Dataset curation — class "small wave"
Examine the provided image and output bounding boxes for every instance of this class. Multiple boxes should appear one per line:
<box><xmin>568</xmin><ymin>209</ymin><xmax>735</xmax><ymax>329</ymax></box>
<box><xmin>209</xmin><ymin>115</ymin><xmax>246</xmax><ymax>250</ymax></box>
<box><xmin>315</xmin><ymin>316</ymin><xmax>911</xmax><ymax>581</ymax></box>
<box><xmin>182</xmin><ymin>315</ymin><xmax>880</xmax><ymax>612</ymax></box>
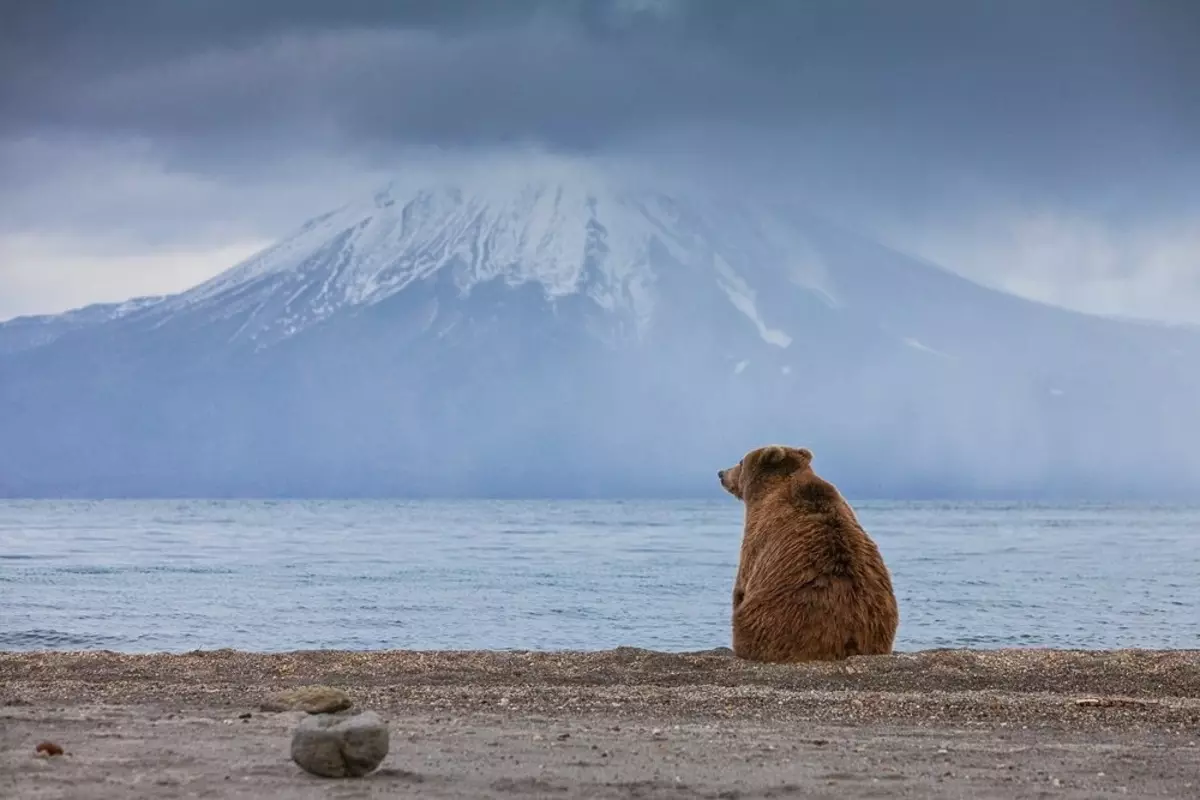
<box><xmin>55</xmin><ymin>565</ymin><xmax>236</xmax><ymax>576</ymax></box>
<box><xmin>0</xmin><ymin>628</ymin><xmax>125</xmax><ymax>650</ymax></box>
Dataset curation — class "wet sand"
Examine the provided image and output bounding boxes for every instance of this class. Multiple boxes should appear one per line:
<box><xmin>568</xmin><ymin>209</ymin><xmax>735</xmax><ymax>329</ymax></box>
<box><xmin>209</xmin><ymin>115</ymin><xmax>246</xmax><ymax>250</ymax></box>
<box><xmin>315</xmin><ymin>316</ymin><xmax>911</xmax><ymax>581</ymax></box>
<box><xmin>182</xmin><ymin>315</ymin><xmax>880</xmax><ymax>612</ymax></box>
<box><xmin>3</xmin><ymin>647</ymin><xmax>1199</xmax><ymax>798</ymax></box>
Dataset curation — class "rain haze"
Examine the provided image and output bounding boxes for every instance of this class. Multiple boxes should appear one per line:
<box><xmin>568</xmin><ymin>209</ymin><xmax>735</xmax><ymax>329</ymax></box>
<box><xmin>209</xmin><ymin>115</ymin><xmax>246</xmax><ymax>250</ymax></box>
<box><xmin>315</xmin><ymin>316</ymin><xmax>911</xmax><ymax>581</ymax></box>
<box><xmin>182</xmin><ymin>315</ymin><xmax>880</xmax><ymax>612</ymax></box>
<box><xmin>1</xmin><ymin>0</ymin><xmax>1198</xmax><ymax>499</ymax></box>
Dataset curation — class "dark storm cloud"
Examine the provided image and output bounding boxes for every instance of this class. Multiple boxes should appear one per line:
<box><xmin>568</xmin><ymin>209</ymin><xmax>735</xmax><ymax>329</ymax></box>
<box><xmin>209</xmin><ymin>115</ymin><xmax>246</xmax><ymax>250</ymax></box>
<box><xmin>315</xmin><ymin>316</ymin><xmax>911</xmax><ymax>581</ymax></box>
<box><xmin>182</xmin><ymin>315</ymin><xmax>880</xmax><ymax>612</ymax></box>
<box><xmin>2</xmin><ymin>0</ymin><xmax>751</xmax><ymax>153</ymax></box>
<box><xmin>2</xmin><ymin>0</ymin><xmax>1197</xmax><ymax>207</ymax></box>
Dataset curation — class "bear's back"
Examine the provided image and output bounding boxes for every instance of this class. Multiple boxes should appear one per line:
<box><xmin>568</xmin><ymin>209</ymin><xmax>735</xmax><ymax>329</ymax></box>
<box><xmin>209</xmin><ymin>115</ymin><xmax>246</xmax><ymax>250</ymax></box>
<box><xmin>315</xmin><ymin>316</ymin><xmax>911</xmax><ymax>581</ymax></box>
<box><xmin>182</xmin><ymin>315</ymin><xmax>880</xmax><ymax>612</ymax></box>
<box><xmin>745</xmin><ymin>471</ymin><xmax>873</xmax><ymax>579</ymax></box>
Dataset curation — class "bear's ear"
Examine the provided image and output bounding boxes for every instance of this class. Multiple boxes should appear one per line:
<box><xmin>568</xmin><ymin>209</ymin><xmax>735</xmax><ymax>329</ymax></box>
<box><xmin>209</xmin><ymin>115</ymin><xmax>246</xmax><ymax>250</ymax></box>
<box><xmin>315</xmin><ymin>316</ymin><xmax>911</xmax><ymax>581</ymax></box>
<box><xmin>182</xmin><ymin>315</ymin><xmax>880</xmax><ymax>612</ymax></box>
<box><xmin>794</xmin><ymin>447</ymin><xmax>814</xmax><ymax>467</ymax></box>
<box><xmin>758</xmin><ymin>445</ymin><xmax>791</xmax><ymax>466</ymax></box>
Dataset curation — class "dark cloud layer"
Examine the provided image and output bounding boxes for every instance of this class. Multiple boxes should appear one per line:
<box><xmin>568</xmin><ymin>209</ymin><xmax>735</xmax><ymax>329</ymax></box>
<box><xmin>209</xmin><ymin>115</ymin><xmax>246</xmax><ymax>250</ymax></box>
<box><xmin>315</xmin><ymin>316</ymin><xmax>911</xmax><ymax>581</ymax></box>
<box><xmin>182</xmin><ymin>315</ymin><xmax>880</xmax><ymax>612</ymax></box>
<box><xmin>2</xmin><ymin>0</ymin><xmax>1199</xmax><ymax>327</ymax></box>
<box><xmin>3</xmin><ymin>0</ymin><xmax>1197</xmax><ymax>208</ymax></box>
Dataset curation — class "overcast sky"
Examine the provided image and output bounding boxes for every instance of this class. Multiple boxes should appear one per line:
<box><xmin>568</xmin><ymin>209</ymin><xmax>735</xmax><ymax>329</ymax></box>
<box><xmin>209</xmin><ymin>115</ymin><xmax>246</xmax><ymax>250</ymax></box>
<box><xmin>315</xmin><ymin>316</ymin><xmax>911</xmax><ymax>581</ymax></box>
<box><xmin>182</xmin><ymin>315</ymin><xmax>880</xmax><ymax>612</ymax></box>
<box><xmin>1</xmin><ymin>0</ymin><xmax>1197</xmax><ymax>322</ymax></box>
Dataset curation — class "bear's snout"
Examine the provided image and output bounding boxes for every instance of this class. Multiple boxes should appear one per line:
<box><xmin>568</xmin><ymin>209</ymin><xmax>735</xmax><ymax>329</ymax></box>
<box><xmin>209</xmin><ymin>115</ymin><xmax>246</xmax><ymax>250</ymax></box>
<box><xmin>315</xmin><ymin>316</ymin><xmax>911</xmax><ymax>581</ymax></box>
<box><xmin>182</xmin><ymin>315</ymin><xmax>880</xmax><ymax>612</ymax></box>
<box><xmin>718</xmin><ymin>466</ymin><xmax>744</xmax><ymax>499</ymax></box>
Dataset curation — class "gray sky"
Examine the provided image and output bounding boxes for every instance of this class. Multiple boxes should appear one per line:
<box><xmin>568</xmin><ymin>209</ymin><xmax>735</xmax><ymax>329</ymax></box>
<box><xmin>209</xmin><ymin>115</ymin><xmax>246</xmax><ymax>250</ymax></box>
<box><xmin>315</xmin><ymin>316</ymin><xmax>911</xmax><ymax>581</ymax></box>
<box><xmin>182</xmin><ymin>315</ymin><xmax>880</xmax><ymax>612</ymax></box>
<box><xmin>1</xmin><ymin>0</ymin><xmax>1197</xmax><ymax>322</ymax></box>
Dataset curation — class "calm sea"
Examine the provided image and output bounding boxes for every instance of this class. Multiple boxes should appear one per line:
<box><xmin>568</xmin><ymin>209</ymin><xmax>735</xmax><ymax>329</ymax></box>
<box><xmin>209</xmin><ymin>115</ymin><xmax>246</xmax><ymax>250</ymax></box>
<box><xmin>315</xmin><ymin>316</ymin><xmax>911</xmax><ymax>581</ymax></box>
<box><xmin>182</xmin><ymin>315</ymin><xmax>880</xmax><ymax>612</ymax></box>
<box><xmin>1</xmin><ymin>500</ymin><xmax>1197</xmax><ymax>653</ymax></box>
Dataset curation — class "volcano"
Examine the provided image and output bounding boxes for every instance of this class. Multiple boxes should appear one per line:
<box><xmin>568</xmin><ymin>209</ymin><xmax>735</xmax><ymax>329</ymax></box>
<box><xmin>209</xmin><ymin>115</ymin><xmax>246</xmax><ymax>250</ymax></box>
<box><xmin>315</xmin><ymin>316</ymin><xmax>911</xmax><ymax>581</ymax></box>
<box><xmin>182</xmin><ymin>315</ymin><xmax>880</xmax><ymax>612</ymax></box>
<box><xmin>2</xmin><ymin>156</ymin><xmax>1197</xmax><ymax>499</ymax></box>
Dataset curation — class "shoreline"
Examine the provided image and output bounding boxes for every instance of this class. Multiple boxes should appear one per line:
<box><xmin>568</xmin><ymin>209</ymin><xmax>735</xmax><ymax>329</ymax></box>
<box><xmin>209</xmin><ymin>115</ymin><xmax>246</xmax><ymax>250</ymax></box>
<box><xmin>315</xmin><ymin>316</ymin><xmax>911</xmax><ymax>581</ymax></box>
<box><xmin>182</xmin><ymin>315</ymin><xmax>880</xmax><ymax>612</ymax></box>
<box><xmin>4</xmin><ymin>648</ymin><xmax>1199</xmax><ymax>798</ymax></box>
<box><xmin>5</xmin><ymin>646</ymin><xmax>1200</xmax><ymax>725</ymax></box>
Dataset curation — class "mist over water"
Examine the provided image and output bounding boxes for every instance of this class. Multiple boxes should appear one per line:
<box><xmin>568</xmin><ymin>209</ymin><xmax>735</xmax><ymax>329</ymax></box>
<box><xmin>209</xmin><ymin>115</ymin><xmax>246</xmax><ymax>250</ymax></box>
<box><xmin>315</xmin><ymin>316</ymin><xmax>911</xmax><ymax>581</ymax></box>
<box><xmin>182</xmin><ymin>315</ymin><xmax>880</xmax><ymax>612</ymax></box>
<box><xmin>3</xmin><ymin>499</ymin><xmax>1198</xmax><ymax>653</ymax></box>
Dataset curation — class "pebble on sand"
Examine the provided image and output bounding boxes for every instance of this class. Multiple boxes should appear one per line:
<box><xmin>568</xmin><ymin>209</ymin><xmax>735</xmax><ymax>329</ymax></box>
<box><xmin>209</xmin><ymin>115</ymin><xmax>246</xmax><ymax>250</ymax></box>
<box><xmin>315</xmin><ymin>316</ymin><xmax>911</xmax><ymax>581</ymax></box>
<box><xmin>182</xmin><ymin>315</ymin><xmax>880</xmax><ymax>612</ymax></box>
<box><xmin>34</xmin><ymin>741</ymin><xmax>64</xmax><ymax>757</ymax></box>
<box><xmin>290</xmin><ymin>710</ymin><xmax>389</xmax><ymax>778</ymax></box>
<box><xmin>261</xmin><ymin>686</ymin><xmax>353</xmax><ymax>714</ymax></box>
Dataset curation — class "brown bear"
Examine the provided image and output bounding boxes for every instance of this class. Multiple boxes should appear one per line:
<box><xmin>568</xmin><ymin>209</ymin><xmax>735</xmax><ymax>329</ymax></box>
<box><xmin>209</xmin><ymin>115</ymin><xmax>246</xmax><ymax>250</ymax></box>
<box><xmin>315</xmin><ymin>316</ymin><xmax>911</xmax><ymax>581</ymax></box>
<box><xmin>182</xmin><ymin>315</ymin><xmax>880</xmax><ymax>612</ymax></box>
<box><xmin>718</xmin><ymin>445</ymin><xmax>899</xmax><ymax>663</ymax></box>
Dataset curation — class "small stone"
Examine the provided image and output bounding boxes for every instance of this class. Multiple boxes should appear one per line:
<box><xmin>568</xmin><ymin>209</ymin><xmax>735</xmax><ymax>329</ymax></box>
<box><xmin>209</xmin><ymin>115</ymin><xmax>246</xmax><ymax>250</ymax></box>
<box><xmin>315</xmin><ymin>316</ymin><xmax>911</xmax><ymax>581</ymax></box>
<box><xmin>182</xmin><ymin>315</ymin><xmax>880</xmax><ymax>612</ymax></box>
<box><xmin>34</xmin><ymin>741</ymin><xmax>64</xmax><ymax>757</ymax></box>
<box><xmin>263</xmin><ymin>686</ymin><xmax>353</xmax><ymax>714</ymax></box>
<box><xmin>291</xmin><ymin>710</ymin><xmax>389</xmax><ymax>778</ymax></box>
<box><xmin>1073</xmin><ymin>696</ymin><xmax>1153</xmax><ymax>709</ymax></box>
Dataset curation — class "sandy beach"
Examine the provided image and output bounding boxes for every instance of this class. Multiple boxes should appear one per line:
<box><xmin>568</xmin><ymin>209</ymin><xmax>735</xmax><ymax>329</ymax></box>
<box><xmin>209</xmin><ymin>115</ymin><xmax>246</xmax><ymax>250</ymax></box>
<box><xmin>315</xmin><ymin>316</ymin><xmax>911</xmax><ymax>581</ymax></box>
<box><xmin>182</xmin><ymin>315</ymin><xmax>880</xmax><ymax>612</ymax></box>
<box><xmin>3</xmin><ymin>647</ymin><xmax>1199</xmax><ymax>798</ymax></box>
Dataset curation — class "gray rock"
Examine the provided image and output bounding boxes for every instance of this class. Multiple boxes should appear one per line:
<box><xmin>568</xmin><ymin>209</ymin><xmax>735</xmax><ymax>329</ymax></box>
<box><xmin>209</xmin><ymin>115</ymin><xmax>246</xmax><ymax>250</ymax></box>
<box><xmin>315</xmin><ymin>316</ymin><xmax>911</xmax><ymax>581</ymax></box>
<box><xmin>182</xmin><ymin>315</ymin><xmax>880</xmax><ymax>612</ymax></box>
<box><xmin>262</xmin><ymin>686</ymin><xmax>353</xmax><ymax>714</ymax></box>
<box><xmin>290</xmin><ymin>710</ymin><xmax>389</xmax><ymax>778</ymax></box>
<box><xmin>687</xmin><ymin>646</ymin><xmax>735</xmax><ymax>658</ymax></box>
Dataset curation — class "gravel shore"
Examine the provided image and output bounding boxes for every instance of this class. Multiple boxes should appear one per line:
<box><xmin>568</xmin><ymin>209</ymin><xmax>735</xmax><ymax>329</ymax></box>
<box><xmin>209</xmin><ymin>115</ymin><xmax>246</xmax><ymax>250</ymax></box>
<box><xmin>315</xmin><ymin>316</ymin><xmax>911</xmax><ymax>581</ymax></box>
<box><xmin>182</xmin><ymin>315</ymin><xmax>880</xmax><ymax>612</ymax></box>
<box><xmin>3</xmin><ymin>647</ymin><xmax>1199</xmax><ymax>798</ymax></box>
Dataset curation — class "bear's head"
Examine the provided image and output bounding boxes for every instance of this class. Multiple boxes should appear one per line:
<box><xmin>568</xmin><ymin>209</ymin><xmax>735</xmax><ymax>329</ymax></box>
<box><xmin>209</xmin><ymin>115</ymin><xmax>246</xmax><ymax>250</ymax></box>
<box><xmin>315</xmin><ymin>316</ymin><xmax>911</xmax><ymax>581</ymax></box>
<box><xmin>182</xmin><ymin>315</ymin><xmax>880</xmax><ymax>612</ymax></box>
<box><xmin>718</xmin><ymin>445</ymin><xmax>814</xmax><ymax>501</ymax></box>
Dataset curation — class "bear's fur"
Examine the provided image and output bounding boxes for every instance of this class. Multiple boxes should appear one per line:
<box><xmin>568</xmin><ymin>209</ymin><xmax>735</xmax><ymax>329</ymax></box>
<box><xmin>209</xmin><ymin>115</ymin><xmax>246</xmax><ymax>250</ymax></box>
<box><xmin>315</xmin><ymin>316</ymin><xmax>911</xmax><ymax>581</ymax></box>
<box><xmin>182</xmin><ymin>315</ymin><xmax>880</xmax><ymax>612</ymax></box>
<box><xmin>718</xmin><ymin>445</ymin><xmax>899</xmax><ymax>663</ymax></box>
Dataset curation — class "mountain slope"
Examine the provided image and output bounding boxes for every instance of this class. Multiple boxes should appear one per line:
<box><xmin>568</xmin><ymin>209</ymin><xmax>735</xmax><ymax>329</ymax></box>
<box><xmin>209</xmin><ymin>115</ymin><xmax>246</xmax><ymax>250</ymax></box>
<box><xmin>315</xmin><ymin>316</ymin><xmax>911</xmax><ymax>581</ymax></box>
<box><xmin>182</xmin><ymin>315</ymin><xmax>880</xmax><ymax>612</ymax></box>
<box><xmin>0</xmin><ymin>296</ymin><xmax>162</xmax><ymax>355</ymax></box>
<box><xmin>2</xmin><ymin>160</ymin><xmax>1198</xmax><ymax>499</ymax></box>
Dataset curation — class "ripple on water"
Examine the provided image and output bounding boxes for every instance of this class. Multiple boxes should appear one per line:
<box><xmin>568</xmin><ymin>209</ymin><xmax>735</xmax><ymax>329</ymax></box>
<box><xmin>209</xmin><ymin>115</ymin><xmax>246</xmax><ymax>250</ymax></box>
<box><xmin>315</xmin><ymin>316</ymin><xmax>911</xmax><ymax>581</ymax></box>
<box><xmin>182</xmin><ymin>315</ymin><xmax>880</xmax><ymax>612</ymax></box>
<box><xmin>0</xmin><ymin>628</ymin><xmax>130</xmax><ymax>650</ymax></box>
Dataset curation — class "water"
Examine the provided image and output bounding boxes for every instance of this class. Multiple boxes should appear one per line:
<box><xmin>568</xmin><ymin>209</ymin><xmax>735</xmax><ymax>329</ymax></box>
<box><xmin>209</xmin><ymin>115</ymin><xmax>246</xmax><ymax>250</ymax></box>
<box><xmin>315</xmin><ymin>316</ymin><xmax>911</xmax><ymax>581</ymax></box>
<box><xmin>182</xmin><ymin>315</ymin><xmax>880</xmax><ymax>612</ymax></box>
<box><xmin>1</xmin><ymin>500</ymin><xmax>1198</xmax><ymax>653</ymax></box>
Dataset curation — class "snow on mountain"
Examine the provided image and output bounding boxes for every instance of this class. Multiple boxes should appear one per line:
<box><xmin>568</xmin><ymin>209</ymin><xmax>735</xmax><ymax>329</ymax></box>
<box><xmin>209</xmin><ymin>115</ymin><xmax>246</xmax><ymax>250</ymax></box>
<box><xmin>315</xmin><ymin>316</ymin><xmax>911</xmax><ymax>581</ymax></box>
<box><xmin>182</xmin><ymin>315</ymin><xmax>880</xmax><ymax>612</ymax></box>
<box><xmin>0</xmin><ymin>295</ymin><xmax>164</xmax><ymax>355</ymax></box>
<box><xmin>145</xmin><ymin>157</ymin><xmax>838</xmax><ymax>351</ymax></box>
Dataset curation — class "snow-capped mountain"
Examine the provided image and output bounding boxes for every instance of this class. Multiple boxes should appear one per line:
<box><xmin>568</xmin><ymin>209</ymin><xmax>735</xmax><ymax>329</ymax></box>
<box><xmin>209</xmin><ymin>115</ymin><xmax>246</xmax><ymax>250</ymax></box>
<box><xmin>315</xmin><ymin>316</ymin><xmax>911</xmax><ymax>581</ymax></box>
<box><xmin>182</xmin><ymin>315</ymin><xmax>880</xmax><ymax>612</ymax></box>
<box><xmin>2</xmin><ymin>156</ymin><xmax>1198</xmax><ymax>499</ymax></box>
